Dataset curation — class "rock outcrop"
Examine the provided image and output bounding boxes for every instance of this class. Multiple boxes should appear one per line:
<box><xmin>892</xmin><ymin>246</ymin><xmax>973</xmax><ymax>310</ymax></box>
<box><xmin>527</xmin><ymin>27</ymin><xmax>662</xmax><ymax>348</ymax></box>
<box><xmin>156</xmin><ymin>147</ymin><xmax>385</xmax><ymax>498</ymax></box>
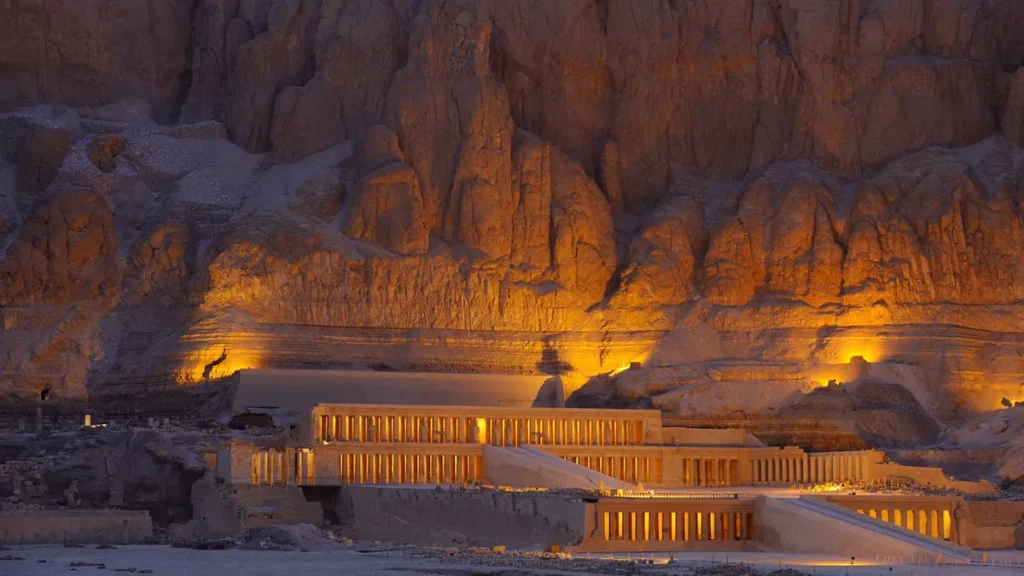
<box><xmin>4</xmin><ymin>0</ymin><xmax>1024</xmax><ymax>435</ymax></box>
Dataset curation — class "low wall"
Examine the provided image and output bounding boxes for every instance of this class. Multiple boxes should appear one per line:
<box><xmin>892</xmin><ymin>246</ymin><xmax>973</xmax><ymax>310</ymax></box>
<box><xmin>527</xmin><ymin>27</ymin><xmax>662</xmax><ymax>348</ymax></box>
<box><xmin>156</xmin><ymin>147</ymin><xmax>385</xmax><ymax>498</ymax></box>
<box><xmin>0</xmin><ymin>510</ymin><xmax>153</xmax><ymax>544</ymax></box>
<box><xmin>334</xmin><ymin>485</ymin><xmax>585</xmax><ymax>549</ymax></box>
<box><xmin>871</xmin><ymin>462</ymin><xmax>997</xmax><ymax>495</ymax></box>
<box><xmin>171</xmin><ymin>473</ymin><xmax>323</xmax><ymax>541</ymax></box>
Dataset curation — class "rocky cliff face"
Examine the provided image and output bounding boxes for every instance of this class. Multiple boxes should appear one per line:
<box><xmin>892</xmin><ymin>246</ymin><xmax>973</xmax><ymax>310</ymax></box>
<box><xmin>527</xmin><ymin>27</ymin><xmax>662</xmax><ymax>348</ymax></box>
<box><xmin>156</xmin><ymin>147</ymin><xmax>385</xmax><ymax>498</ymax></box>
<box><xmin>3</xmin><ymin>0</ymin><xmax>1024</xmax><ymax>432</ymax></box>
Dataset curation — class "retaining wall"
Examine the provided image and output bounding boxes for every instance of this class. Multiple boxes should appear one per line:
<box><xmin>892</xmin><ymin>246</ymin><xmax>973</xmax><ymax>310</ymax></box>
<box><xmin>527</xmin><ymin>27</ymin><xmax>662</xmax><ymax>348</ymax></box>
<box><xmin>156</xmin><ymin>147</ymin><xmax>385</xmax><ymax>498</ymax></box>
<box><xmin>334</xmin><ymin>485</ymin><xmax>585</xmax><ymax>549</ymax></box>
<box><xmin>0</xmin><ymin>510</ymin><xmax>153</xmax><ymax>544</ymax></box>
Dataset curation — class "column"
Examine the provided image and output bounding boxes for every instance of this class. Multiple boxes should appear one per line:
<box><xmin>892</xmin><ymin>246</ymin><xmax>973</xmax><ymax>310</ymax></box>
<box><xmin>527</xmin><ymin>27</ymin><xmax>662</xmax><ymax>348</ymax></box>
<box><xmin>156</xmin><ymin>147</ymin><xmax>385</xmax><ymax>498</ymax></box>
<box><xmin>688</xmin><ymin>511</ymin><xmax>698</xmax><ymax>541</ymax></box>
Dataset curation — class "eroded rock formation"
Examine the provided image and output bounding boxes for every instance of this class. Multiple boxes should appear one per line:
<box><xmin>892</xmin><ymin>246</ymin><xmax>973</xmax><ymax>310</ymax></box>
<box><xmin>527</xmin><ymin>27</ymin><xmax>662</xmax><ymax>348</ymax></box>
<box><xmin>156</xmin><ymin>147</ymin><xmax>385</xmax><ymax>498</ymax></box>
<box><xmin>3</xmin><ymin>0</ymin><xmax>1024</xmax><ymax>452</ymax></box>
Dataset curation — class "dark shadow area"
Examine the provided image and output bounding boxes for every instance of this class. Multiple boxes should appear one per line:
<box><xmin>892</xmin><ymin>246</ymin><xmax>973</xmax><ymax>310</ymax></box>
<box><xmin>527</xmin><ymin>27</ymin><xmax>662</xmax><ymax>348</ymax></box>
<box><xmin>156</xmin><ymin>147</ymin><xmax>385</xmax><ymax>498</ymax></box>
<box><xmin>537</xmin><ymin>336</ymin><xmax>572</xmax><ymax>376</ymax></box>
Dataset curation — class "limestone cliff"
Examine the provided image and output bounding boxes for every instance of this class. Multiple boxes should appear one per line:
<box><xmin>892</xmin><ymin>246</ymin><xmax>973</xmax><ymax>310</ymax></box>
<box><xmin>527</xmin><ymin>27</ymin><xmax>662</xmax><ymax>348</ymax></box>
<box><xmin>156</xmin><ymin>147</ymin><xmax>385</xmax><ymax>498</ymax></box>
<box><xmin>2</xmin><ymin>0</ymin><xmax>1024</xmax><ymax>446</ymax></box>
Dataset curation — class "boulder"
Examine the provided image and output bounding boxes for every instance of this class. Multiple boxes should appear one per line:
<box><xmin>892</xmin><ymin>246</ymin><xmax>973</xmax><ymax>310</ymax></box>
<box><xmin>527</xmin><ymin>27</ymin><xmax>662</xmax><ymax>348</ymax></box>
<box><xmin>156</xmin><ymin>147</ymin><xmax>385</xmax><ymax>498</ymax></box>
<box><xmin>17</xmin><ymin>127</ymin><xmax>74</xmax><ymax>192</ymax></box>
<box><xmin>344</xmin><ymin>161</ymin><xmax>429</xmax><ymax>256</ymax></box>
<box><xmin>611</xmin><ymin>196</ymin><xmax>703</xmax><ymax>309</ymax></box>
<box><xmin>87</xmin><ymin>135</ymin><xmax>126</xmax><ymax>173</ymax></box>
<box><xmin>227</xmin><ymin>0</ymin><xmax>322</xmax><ymax>153</ymax></box>
<box><xmin>0</xmin><ymin>0</ymin><xmax>193</xmax><ymax>121</ymax></box>
<box><xmin>0</xmin><ymin>185</ymin><xmax>119</xmax><ymax>307</ymax></box>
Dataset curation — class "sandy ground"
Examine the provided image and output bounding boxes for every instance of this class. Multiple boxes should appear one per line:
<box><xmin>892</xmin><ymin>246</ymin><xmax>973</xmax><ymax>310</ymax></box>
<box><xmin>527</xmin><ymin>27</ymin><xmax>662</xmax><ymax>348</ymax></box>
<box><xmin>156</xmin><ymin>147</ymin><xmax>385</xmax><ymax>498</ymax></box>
<box><xmin>2</xmin><ymin>546</ymin><xmax>1022</xmax><ymax>576</ymax></box>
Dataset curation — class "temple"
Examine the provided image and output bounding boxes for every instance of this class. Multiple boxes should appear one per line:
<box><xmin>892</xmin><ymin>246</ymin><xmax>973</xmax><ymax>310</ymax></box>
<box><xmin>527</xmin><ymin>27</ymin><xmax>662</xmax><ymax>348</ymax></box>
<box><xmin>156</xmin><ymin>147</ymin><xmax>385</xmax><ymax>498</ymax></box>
<box><xmin>208</xmin><ymin>400</ymin><xmax>1016</xmax><ymax>555</ymax></box>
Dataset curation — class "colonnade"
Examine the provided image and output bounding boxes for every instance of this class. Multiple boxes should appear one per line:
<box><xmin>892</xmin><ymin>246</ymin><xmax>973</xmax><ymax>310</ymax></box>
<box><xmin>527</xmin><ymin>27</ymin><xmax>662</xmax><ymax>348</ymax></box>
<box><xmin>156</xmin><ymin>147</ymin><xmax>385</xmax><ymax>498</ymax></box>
<box><xmin>313</xmin><ymin>407</ymin><xmax>650</xmax><ymax>448</ymax></box>
<box><xmin>681</xmin><ymin>458</ymin><xmax>739</xmax><ymax>487</ymax></box>
<box><xmin>752</xmin><ymin>452</ymin><xmax>865</xmax><ymax>484</ymax></box>
<box><xmin>565</xmin><ymin>455</ymin><xmax>660</xmax><ymax>484</ymax></box>
<box><xmin>251</xmin><ymin>449</ymin><xmax>315</xmax><ymax>485</ymax></box>
<box><xmin>338</xmin><ymin>452</ymin><xmax>482</xmax><ymax>485</ymax></box>
<box><xmin>857</xmin><ymin>506</ymin><xmax>954</xmax><ymax>541</ymax></box>
<box><xmin>601</xmin><ymin>507</ymin><xmax>754</xmax><ymax>543</ymax></box>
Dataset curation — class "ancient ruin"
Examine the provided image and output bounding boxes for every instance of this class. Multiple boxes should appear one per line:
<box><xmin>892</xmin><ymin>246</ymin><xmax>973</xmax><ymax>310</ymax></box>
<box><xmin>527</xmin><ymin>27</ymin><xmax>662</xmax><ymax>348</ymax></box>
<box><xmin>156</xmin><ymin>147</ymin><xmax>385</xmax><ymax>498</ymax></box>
<box><xmin>2</xmin><ymin>0</ymin><xmax>1024</xmax><ymax>573</ymax></box>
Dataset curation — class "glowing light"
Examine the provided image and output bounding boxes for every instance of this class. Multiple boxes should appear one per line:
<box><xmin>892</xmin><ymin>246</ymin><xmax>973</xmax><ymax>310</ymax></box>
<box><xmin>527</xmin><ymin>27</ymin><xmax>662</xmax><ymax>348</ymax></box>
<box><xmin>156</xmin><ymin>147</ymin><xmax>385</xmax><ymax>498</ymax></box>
<box><xmin>176</xmin><ymin>344</ymin><xmax>262</xmax><ymax>385</ymax></box>
<box><xmin>835</xmin><ymin>339</ymin><xmax>882</xmax><ymax>364</ymax></box>
<box><xmin>609</xmin><ymin>351</ymin><xmax>652</xmax><ymax>376</ymax></box>
<box><xmin>610</xmin><ymin>362</ymin><xmax>631</xmax><ymax>376</ymax></box>
<box><xmin>808</xmin><ymin>483</ymin><xmax>846</xmax><ymax>493</ymax></box>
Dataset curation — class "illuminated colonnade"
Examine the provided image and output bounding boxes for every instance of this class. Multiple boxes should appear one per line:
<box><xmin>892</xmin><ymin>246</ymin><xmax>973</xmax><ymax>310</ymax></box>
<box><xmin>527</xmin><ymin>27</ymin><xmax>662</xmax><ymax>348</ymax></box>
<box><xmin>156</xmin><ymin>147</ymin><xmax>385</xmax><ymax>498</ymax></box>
<box><xmin>250</xmin><ymin>448</ymin><xmax>315</xmax><ymax>485</ymax></box>
<box><xmin>823</xmin><ymin>495</ymin><xmax>960</xmax><ymax>542</ymax></box>
<box><xmin>575</xmin><ymin>499</ymin><xmax>756</xmax><ymax>552</ymax></box>
<box><xmin>750</xmin><ymin>450</ymin><xmax>874</xmax><ymax>485</ymax></box>
<box><xmin>310</xmin><ymin>404</ymin><xmax>661</xmax><ymax>447</ymax></box>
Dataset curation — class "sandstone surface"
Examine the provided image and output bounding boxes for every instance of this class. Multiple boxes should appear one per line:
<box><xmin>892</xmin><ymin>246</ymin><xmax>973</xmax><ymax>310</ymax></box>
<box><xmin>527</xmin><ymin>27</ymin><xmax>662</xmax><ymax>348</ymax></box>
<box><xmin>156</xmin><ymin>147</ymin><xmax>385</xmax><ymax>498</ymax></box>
<box><xmin>3</xmin><ymin>1</ymin><xmax>1024</xmax><ymax>469</ymax></box>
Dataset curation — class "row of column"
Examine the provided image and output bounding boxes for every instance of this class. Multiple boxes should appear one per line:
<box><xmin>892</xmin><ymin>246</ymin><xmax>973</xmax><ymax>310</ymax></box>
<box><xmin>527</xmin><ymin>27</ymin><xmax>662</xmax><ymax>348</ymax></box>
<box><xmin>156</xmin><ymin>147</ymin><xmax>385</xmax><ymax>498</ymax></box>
<box><xmin>338</xmin><ymin>452</ymin><xmax>481</xmax><ymax>485</ymax></box>
<box><xmin>320</xmin><ymin>414</ymin><xmax>476</xmax><ymax>444</ymax></box>
<box><xmin>251</xmin><ymin>450</ymin><xmax>291</xmax><ymax>485</ymax></box>
<box><xmin>807</xmin><ymin>453</ymin><xmax>863</xmax><ymax>483</ymax></box>
<box><xmin>682</xmin><ymin>458</ymin><xmax>738</xmax><ymax>487</ymax></box>
<box><xmin>859</xmin><ymin>507</ymin><xmax>953</xmax><ymax>541</ymax></box>
<box><xmin>568</xmin><ymin>455</ymin><xmax>659</xmax><ymax>483</ymax></box>
<box><xmin>603</xmin><ymin>510</ymin><xmax>753</xmax><ymax>542</ymax></box>
<box><xmin>296</xmin><ymin>451</ymin><xmax>315</xmax><ymax>484</ymax></box>
<box><xmin>752</xmin><ymin>454</ymin><xmax>864</xmax><ymax>484</ymax></box>
<box><xmin>318</xmin><ymin>413</ymin><xmax>645</xmax><ymax>447</ymax></box>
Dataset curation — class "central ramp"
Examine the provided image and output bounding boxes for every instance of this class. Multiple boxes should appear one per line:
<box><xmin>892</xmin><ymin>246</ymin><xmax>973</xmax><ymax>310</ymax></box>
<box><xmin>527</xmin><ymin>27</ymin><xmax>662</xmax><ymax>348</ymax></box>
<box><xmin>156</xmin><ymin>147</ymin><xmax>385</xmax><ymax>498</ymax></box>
<box><xmin>757</xmin><ymin>496</ymin><xmax>978</xmax><ymax>562</ymax></box>
<box><xmin>483</xmin><ymin>445</ymin><xmax>635</xmax><ymax>491</ymax></box>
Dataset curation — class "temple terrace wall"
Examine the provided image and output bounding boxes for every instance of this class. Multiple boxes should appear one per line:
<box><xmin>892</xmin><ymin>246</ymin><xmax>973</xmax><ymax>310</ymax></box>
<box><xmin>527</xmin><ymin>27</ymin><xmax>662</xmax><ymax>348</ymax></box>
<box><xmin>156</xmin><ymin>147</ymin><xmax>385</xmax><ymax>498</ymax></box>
<box><xmin>332</xmin><ymin>485</ymin><xmax>585</xmax><ymax>549</ymax></box>
<box><xmin>0</xmin><ymin>510</ymin><xmax>153</xmax><ymax>545</ymax></box>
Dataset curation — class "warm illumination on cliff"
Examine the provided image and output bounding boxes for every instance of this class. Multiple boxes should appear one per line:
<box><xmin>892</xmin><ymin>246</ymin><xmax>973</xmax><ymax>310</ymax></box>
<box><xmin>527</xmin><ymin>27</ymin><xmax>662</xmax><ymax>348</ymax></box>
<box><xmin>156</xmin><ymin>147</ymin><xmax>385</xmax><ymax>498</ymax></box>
<box><xmin>177</xmin><ymin>344</ymin><xmax>262</xmax><ymax>384</ymax></box>
<box><xmin>610</xmin><ymin>348</ymin><xmax>654</xmax><ymax>376</ymax></box>
<box><xmin>833</xmin><ymin>338</ymin><xmax>883</xmax><ymax>364</ymax></box>
<box><xmin>840</xmin><ymin>344</ymin><xmax>879</xmax><ymax>364</ymax></box>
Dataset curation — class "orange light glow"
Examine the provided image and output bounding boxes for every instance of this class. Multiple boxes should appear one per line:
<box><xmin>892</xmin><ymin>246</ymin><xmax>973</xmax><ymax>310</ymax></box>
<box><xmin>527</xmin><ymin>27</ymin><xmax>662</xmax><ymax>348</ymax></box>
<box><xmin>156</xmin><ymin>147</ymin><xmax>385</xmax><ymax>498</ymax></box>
<box><xmin>835</xmin><ymin>338</ymin><xmax>882</xmax><ymax>364</ymax></box>
<box><xmin>176</xmin><ymin>344</ymin><xmax>262</xmax><ymax>385</ymax></box>
<box><xmin>808</xmin><ymin>483</ymin><xmax>845</xmax><ymax>493</ymax></box>
<box><xmin>609</xmin><ymin>348</ymin><xmax>654</xmax><ymax>376</ymax></box>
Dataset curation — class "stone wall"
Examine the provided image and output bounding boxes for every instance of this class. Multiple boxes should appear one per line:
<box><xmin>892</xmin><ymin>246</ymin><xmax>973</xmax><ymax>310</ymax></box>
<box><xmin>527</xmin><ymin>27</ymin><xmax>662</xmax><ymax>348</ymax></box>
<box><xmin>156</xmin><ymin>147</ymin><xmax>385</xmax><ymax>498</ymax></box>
<box><xmin>964</xmin><ymin>501</ymin><xmax>1024</xmax><ymax>550</ymax></box>
<box><xmin>333</xmin><ymin>485</ymin><xmax>584</xmax><ymax>549</ymax></box>
<box><xmin>0</xmin><ymin>510</ymin><xmax>152</xmax><ymax>545</ymax></box>
<box><xmin>171</xmin><ymin>472</ymin><xmax>323</xmax><ymax>541</ymax></box>
<box><xmin>869</xmin><ymin>462</ymin><xmax>996</xmax><ymax>495</ymax></box>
